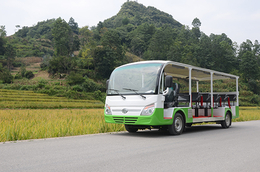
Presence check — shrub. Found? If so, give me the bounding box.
[66,72,85,85]
[12,61,23,67]
[20,85,30,90]
[37,82,45,89]
[52,85,66,91]
[0,68,13,84]
[72,85,83,92]
[15,73,23,79]
[40,62,48,70]
[25,71,34,79]
[36,79,47,89]
[248,79,260,95]
[66,90,79,99]
[251,94,260,105]
[20,65,27,77]
[47,88,57,96]
[82,78,99,92]
[93,90,102,99]
[93,90,105,102]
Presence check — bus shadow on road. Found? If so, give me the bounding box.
[113,124,229,138]
[184,125,225,134]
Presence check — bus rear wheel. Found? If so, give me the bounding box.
[125,125,138,133]
[168,113,184,135]
[221,112,232,128]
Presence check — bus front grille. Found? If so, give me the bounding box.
[113,117,138,124]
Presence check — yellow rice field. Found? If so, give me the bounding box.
[0,107,259,142]
[233,107,260,122]
[0,109,125,142]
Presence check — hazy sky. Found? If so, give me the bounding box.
[1,0,259,45]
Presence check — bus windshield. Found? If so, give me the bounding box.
[107,63,163,95]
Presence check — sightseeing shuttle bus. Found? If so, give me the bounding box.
[104,60,239,135]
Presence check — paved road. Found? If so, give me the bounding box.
[1,121,260,172]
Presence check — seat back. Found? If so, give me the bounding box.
[164,83,179,108]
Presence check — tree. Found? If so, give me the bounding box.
[72,35,80,52]
[127,23,156,56]
[93,30,125,78]
[93,21,104,41]
[0,63,13,83]
[0,25,6,37]
[66,71,85,85]
[192,18,201,28]
[238,39,260,82]
[239,39,253,57]
[48,56,77,76]
[130,36,145,56]
[4,43,16,71]
[253,40,260,65]
[122,17,130,25]
[52,17,72,56]
[79,26,93,46]
[0,37,5,55]
[240,51,259,82]
[15,25,20,32]
[191,17,201,40]
[208,33,236,73]
[80,45,94,70]
[68,17,79,34]
[15,26,29,38]
[0,25,6,55]
[196,33,212,68]
[145,24,175,60]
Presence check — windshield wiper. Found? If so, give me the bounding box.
[123,88,146,99]
[108,89,126,100]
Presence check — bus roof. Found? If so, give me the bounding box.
[118,60,239,81]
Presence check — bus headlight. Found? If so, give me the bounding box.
[105,104,112,115]
[141,104,155,116]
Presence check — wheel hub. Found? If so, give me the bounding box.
[175,117,182,132]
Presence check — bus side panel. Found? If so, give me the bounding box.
[171,108,193,124]
[230,106,239,119]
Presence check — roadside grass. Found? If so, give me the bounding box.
[0,107,259,142]
[0,109,125,142]
[233,108,260,122]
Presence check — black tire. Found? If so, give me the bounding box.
[168,113,184,135]
[221,112,232,128]
[125,124,138,133]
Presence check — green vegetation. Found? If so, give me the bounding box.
[0,1,259,105]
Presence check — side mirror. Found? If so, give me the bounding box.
[165,75,173,88]
[106,80,109,90]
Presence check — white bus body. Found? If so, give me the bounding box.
[104,60,239,135]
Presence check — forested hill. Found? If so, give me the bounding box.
[1,1,260,105]
[103,1,182,29]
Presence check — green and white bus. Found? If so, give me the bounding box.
[104,60,239,135]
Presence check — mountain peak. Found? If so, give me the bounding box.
[103,1,182,29]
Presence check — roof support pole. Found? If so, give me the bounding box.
[196,81,199,92]
[236,77,239,106]
[211,72,213,116]
[189,67,192,107]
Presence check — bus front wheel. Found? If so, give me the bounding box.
[125,125,138,133]
[168,113,184,135]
